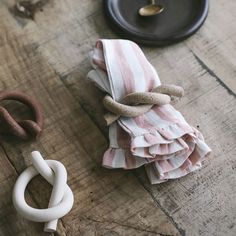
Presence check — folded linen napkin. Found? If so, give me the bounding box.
[88,39,211,184]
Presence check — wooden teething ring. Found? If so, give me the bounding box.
[0,91,43,140]
[103,84,184,125]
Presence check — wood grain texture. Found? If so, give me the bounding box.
[0,0,235,236]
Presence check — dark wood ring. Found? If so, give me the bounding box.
[0,91,43,140]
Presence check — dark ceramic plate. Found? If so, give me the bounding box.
[104,0,209,46]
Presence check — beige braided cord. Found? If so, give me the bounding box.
[103,84,184,125]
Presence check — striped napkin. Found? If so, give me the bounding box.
[88,39,211,184]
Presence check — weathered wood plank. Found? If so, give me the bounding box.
[0,0,235,235]
[0,1,180,235]
[186,1,236,95]
[35,1,236,235]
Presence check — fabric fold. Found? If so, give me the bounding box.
[87,39,211,184]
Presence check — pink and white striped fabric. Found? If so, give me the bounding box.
[88,39,211,184]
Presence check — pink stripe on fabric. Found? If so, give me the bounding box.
[115,41,135,94]
[125,150,137,169]
[93,44,106,70]
[103,148,116,168]
[92,58,107,71]
[167,159,175,168]
[144,133,162,146]
[133,115,156,134]
[143,147,151,157]
[117,125,130,149]
[117,43,164,135]
[158,160,174,173]
[153,105,180,123]
[96,41,103,49]
[180,158,192,171]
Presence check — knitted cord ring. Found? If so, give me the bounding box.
[103,84,184,125]
[0,91,43,140]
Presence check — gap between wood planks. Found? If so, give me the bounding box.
[189,49,236,97]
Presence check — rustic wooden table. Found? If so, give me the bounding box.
[0,0,235,236]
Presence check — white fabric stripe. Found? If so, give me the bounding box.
[196,139,211,157]
[87,69,111,94]
[132,147,146,157]
[112,149,126,168]
[150,65,161,87]
[164,105,187,123]
[109,123,119,148]
[101,40,126,100]
[94,47,104,61]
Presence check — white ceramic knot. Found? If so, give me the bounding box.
[12,151,74,232]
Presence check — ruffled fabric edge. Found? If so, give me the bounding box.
[145,138,211,184]
[131,122,194,157]
[102,126,211,183]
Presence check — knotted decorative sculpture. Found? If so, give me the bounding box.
[88,39,211,184]
[0,91,43,140]
[103,84,184,125]
[12,151,74,232]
